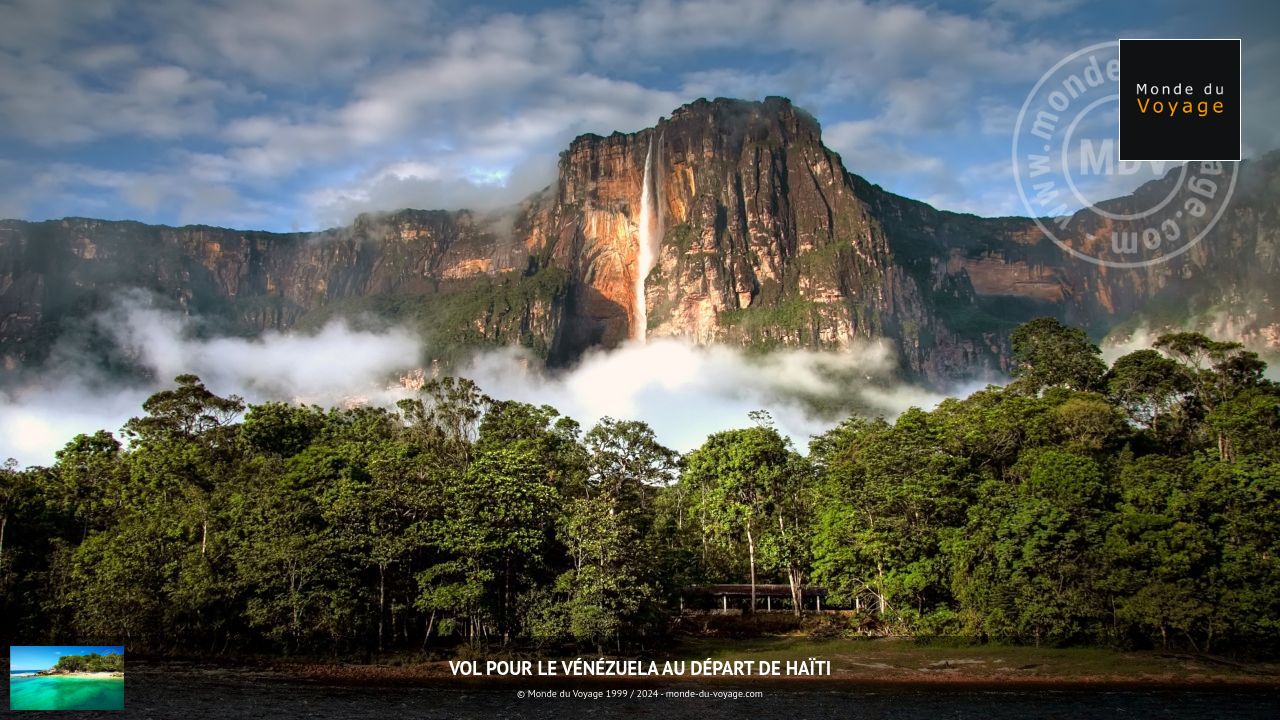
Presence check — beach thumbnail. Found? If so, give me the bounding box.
[9,646,124,711]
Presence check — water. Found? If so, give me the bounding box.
[634,135,662,341]
[9,665,1276,719]
[8,674,125,711]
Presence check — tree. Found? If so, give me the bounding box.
[1154,333,1273,457]
[233,443,357,653]
[761,450,814,617]
[1173,455,1280,653]
[323,438,439,652]
[537,496,655,650]
[523,418,675,647]
[812,410,968,628]
[1153,332,1265,411]
[932,388,1056,480]
[1205,389,1280,462]
[583,417,678,509]
[683,423,802,614]
[49,432,125,542]
[124,376,245,557]
[4,321,1278,658]
[64,513,172,645]
[397,376,488,466]
[420,439,558,645]
[1010,317,1106,393]
[1102,456,1212,649]
[1050,393,1128,453]
[241,403,325,458]
[953,449,1109,645]
[1154,332,1240,373]
[0,459,18,566]
[124,374,244,444]
[1107,349,1191,430]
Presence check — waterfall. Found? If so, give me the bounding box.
[634,135,662,341]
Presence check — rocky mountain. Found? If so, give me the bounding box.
[1,97,1277,387]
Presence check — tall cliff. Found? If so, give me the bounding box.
[1,97,1277,386]
[513,97,999,381]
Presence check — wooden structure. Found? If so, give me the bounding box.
[685,584,828,612]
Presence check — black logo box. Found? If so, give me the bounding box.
[1119,38,1241,162]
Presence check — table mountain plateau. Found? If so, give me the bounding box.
[1,97,1276,387]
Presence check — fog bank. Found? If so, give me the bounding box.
[1,295,966,466]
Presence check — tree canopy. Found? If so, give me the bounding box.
[1,319,1277,657]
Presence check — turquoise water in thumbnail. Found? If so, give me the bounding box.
[8,674,125,711]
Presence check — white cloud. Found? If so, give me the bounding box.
[977,98,1019,137]
[18,163,281,229]
[304,154,558,226]
[878,78,975,135]
[1242,39,1280,158]
[0,294,424,464]
[70,44,141,72]
[0,0,1271,232]
[155,0,435,85]
[825,119,955,189]
[0,293,953,465]
[986,0,1082,20]
[296,66,681,222]
[0,59,256,145]
[0,0,118,59]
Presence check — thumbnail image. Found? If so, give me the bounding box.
[8,646,124,711]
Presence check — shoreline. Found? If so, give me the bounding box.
[27,671,124,679]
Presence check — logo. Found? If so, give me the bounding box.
[1012,41,1238,268]
[1119,39,1241,161]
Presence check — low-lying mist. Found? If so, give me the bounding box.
[1102,318,1280,380]
[1,294,968,467]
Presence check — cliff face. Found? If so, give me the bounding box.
[0,209,565,375]
[517,97,1004,381]
[1,97,1277,386]
[877,154,1280,350]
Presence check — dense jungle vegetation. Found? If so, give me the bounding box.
[1,319,1276,657]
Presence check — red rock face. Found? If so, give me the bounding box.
[516,98,944,373]
[547,129,653,347]
[515,98,1277,380]
[1,97,1277,386]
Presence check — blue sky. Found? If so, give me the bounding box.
[1,0,1276,232]
[9,646,124,671]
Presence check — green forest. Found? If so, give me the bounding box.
[0,318,1276,658]
[50,651,124,674]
